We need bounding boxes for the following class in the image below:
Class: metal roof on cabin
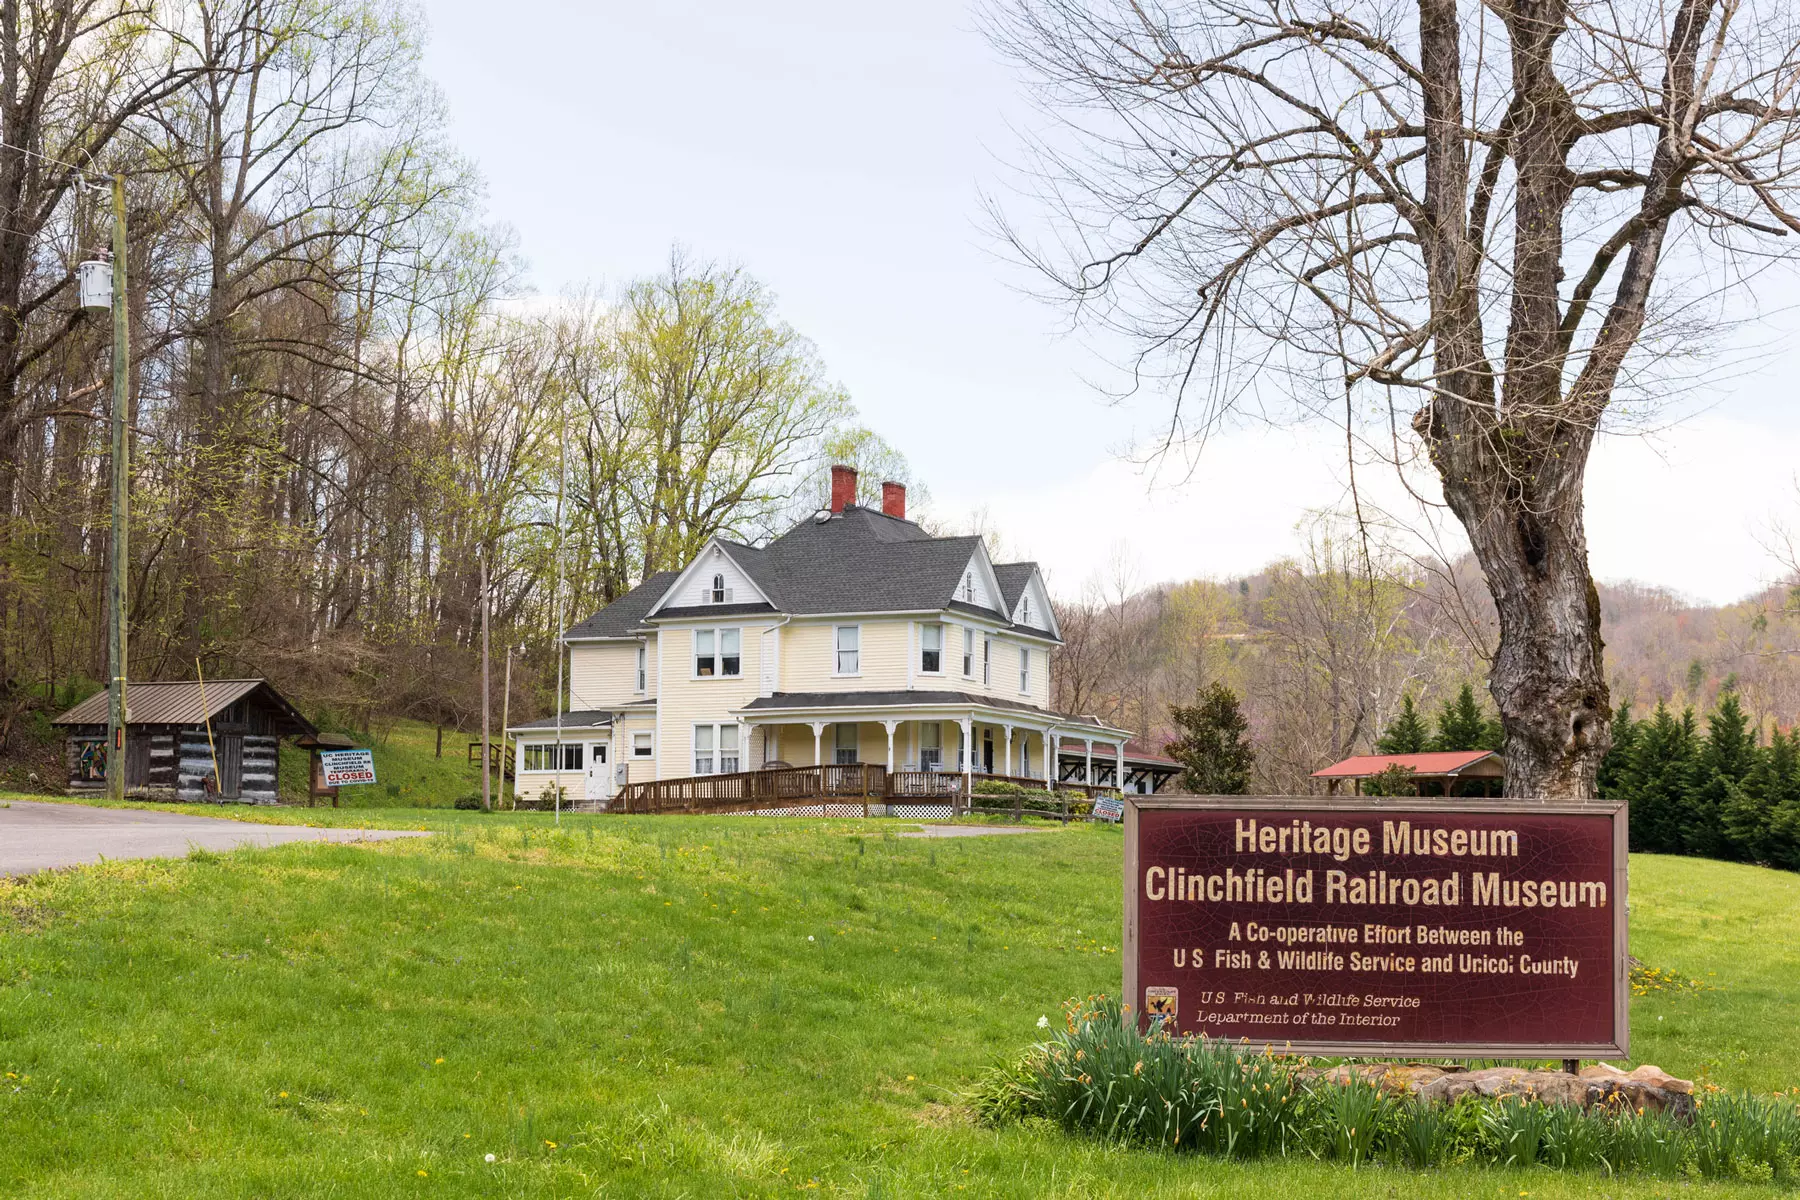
[51,679,316,734]
[564,508,1059,639]
[1311,750,1502,779]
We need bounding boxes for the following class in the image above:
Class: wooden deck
[613,764,1120,817]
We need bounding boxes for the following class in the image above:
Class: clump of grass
[1005,996,1305,1156]
[985,995,1800,1181]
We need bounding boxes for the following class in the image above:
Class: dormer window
[1020,595,1032,625]
[708,573,730,604]
[959,570,975,602]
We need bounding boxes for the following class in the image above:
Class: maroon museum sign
[1123,798,1629,1057]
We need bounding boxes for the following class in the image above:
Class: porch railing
[615,763,888,815]
[613,762,1123,819]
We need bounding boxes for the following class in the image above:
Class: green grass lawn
[1,806,1796,1197]
[274,718,510,808]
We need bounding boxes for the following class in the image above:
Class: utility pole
[480,552,491,813]
[105,175,130,803]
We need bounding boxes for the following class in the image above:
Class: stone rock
[1416,1067,1597,1108]
[1580,1062,1693,1095]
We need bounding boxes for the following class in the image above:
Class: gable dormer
[951,545,1006,615]
[1010,568,1060,638]
[646,540,773,616]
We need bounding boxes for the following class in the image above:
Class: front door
[585,742,610,802]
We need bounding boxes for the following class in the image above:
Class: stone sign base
[1302,1061,1695,1119]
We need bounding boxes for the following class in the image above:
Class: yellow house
[506,466,1138,808]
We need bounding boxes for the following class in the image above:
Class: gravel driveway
[0,798,427,876]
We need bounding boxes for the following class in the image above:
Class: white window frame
[833,624,861,676]
[1019,645,1030,694]
[632,731,654,758]
[635,644,647,693]
[521,742,583,773]
[691,723,741,774]
[982,635,991,687]
[693,627,742,679]
[962,626,974,676]
[919,721,942,770]
[919,622,943,674]
[834,722,859,765]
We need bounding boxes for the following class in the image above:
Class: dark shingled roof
[565,507,1061,639]
[564,571,679,639]
[739,690,1115,730]
[716,506,990,617]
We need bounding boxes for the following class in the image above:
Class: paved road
[0,799,428,876]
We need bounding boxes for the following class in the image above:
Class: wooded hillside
[0,0,907,745]
[1052,527,1800,795]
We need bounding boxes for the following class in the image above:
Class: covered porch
[615,691,1134,815]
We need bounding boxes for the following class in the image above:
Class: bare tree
[989,0,1800,797]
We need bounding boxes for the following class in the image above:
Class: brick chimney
[881,480,906,519]
[829,464,857,514]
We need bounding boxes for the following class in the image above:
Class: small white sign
[1092,796,1125,823]
[319,748,376,787]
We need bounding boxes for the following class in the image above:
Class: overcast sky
[418,0,1800,607]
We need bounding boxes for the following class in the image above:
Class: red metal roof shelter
[1311,750,1504,797]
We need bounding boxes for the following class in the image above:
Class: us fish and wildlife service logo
[1144,986,1178,1021]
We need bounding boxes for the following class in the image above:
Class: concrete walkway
[897,823,1052,838]
[0,799,428,876]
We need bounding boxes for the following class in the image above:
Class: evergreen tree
[1433,683,1496,752]
[1767,730,1800,872]
[1376,694,1430,755]
[1723,727,1783,864]
[1166,683,1255,795]
[1687,693,1753,858]
[1623,703,1698,854]
[1728,727,1800,870]
[1597,701,1636,799]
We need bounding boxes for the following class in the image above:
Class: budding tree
[988,0,1800,796]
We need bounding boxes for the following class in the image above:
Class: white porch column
[1115,741,1126,793]
[1047,732,1059,789]
[883,719,898,771]
[959,715,973,794]
[810,721,827,767]
[1084,738,1094,784]
[1002,725,1014,776]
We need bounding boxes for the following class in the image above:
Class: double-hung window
[920,623,942,673]
[522,743,582,772]
[982,636,991,686]
[694,628,741,678]
[1019,646,1030,693]
[962,626,974,676]
[835,625,860,674]
[919,722,942,770]
[692,724,740,774]
[633,732,654,758]
[834,722,859,765]
[635,645,647,692]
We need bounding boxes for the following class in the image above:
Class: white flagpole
[552,384,568,826]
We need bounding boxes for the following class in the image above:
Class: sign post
[1123,797,1628,1059]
